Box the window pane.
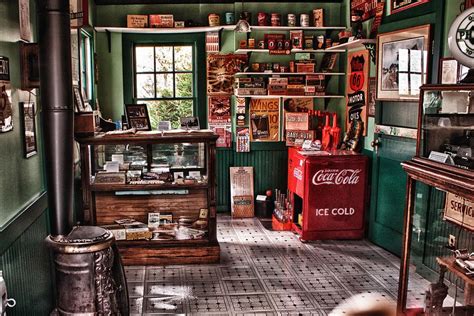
[175,73,193,97]
[155,46,173,71]
[135,47,154,72]
[147,100,193,129]
[174,46,192,71]
[136,74,155,98]
[156,74,174,97]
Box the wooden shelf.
[235,48,345,54]
[90,182,208,192]
[235,94,345,99]
[117,238,210,247]
[250,26,346,31]
[326,39,376,51]
[95,25,236,34]
[234,72,345,76]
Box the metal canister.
[271,13,281,26]
[257,12,268,26]
[208,13,220,26]
[225,12,235,25]
[248,38,255,49]
[289,61,295,73]
[300,14,309,27]
[325,38,332,48]
[316,35,325,49]
[287,14,296,27]
[251,63,260,72]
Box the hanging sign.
[391,0,430,15]
[346,50,369,136]
[249,98,280,142]
[448,6,474,70]
[351,0,380,22]
[444,193,474,231]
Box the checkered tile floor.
[125,215,438,315]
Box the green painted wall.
[0,1,54,314]
[0,0,44,228]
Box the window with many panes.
[134,45,194,129]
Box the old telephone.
[0,271,16,315]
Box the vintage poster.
[208,96,231,124]
[207,54,247,95]
[249,98,280,142]
[351,0,380,22]
[346,50,369,136]
[230,166,254,218]
[0,56,13,133]
[209,123,232,148]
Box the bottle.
[321,113,331,150]
[330,113,341,150]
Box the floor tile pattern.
[126,215,437,315]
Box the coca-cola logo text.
[312,169,361,185]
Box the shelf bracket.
[363,42,376,64]
[106,29,111,53]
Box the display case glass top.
[417,84,474,173]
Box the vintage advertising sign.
[346,50,369,136]
[286,130,315,147]
[249,98,280,141]
[70,0,89,28]
[391,0,430,14]
[208,96,231,124]
[0,56,13,133]
[230,167,254,218]
[448,6,474,69]
[444,193,474,231]
[351,0,379,22]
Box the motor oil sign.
[444,193,474,231]
[346,50,369,136]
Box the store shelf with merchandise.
[95,25,236,34]
[235,72,345,76]
[234,48,345,53]
[234,94,344,99]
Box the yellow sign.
[444,193,474,231]
[249,98,280,141]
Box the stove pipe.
[37,0,74,237]
[37,1,129,314]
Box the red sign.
[351,0,379,22]
[346,50,369,136]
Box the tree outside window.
[134,45,194,129]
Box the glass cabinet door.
[419,86,474,171]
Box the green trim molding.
[0,192,48,254]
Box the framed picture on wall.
[391,0,430,15]
[125,104,151,131]
[19,43,40,90]
[376,24,431,101]
[439,58,459,84]
[20,102,37,158]
[368,77,377,117]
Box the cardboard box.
[296,63,315,73]
[127,15,148,28]
[149,14,174,28]
[101,224,126,241]
[286,130,316,146]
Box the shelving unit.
[95,25,236,34]
[234,48,345,53]
[325,38,376,51]
[235,94,344,99]
[234,72,345,76]
[249,26,346,31]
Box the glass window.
[134,44,194,129]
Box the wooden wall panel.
[95,189,208,224]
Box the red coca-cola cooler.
[288,147,368,240]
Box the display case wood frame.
[75,131,220,265]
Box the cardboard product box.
[305,85,316,96]
[296,63,315,73]
[149,14,174,28]
[268,85,287,95]
[174,21,185,28]
[285,112,311,130]
[306,74,325,86]
[286,130,316,146]
[268,77,288,85]
[288,76,305,85]
[125,223,152,240]
[235,88,267,95]
[127,15,148,28]
[290,30,303,49]
[286,84,305,96]
[101,224,126,241]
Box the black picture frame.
[19,42,40,90]
[125,104,151,131]
[20,102,37,158]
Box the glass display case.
[75,130,220,265]
[418,84,474,172]
[397,84,474,314]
